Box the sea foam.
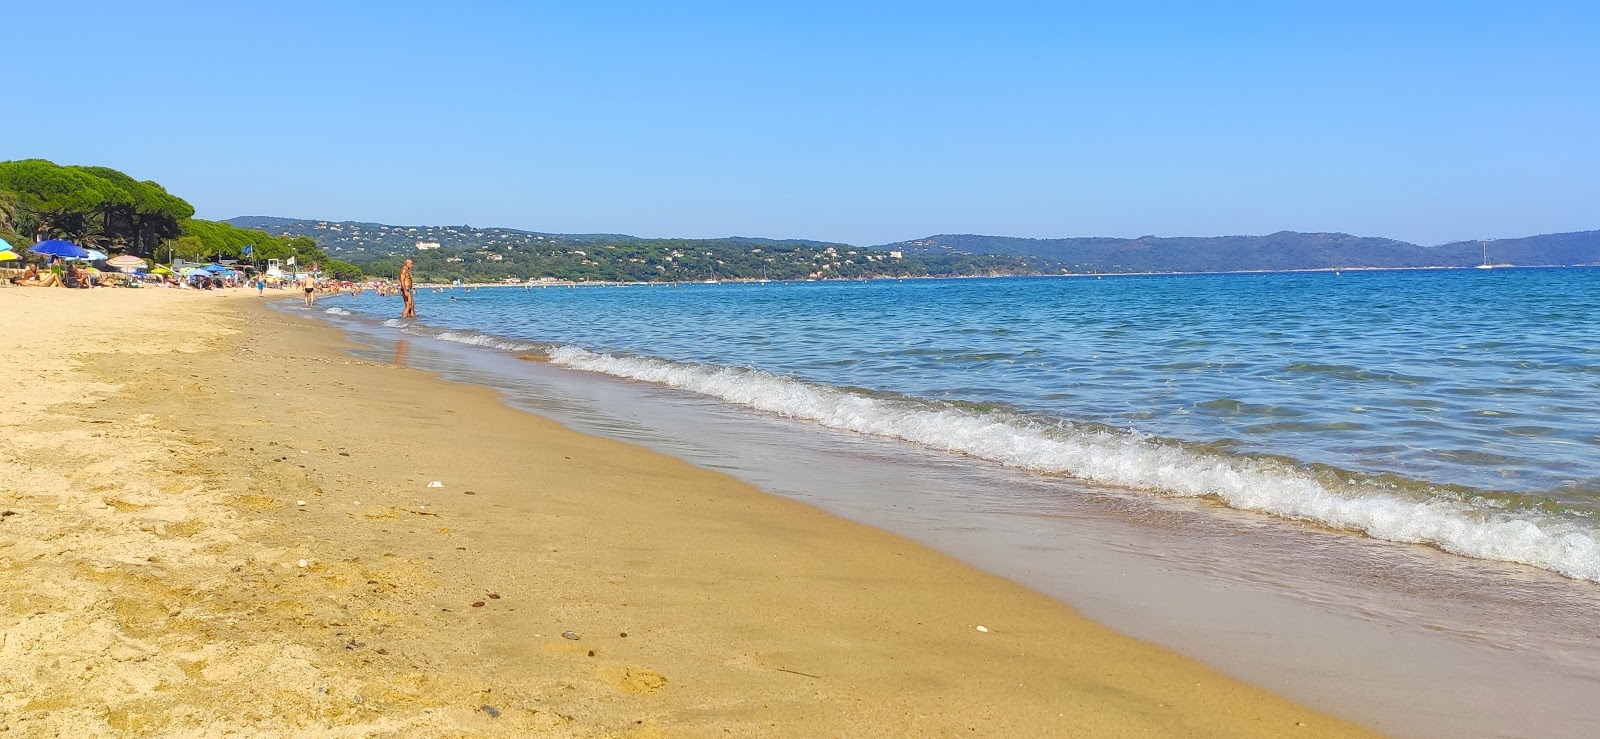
[546,345,1600,582]
[435,331,541,352]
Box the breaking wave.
[545,345,1600,582]
[435,331,541,353]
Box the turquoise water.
[331,268,1600,581]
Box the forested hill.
[226,217,1038,283]
[229,215,1600,281]
[879,230,1600,272]
[226,217,835,258]
[1430,231,1600,267]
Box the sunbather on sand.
[9,264,63,287]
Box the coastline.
[0,288,1371,736]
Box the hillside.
[228,216,1600,281]
[226,216,634,257]
[1429,231,1600,267]
[225,217,1040,283]
[879,230,1600,272]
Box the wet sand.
[0,288,1371,736]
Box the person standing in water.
[300,271,317,307]
[399,258,416,318]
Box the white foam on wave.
[547,346,1600,582]
[324,307,352,316]
[436,331,540,353]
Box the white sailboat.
[1475,240,1494,270]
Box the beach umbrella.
[28,240,90,259]
[82,249,109,262]
[106,255,145,269]
[0,250,19,262]
[148,266,174,276]
[0,237,11,251]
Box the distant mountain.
[878,230,1600,273]
[1429,231,1600,267]
[228,216,1600,279]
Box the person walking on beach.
[301,271,317,307]
[399,258,416,318]
[256,275,266,297]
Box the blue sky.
[5,1,1597,245]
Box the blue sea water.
[330,268,1600,582]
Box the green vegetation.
[0,159,193,255]
[175,219,327,264]
[230,217,1044,283]
[0,165,1040,282]
[0,159,335,270]
[321,260,363,280]
[353,238,1035,284]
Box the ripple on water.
[1279,361,1436,385]
[1193,398,1308,417]
[1239,420,1371,434]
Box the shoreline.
[0,288,1370,736]
[315,291,1600,739]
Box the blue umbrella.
[0,237,11,251]
[29,240,90,259]
[200,264,231,273]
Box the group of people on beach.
[5,255,256,290]
[290,257,414,318]
[9,259,98,288]
[8,252,419,319]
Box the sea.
[298,268,1600,738]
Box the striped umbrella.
[106,255,146,269]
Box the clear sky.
[5,1,1597,245]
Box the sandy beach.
[0,287,1372,737]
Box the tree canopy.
[0,159,198,256]
[72,165,194,255]
[0,158,338,271]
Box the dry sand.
[0,287,1375,737]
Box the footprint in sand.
[600,666,668,695]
